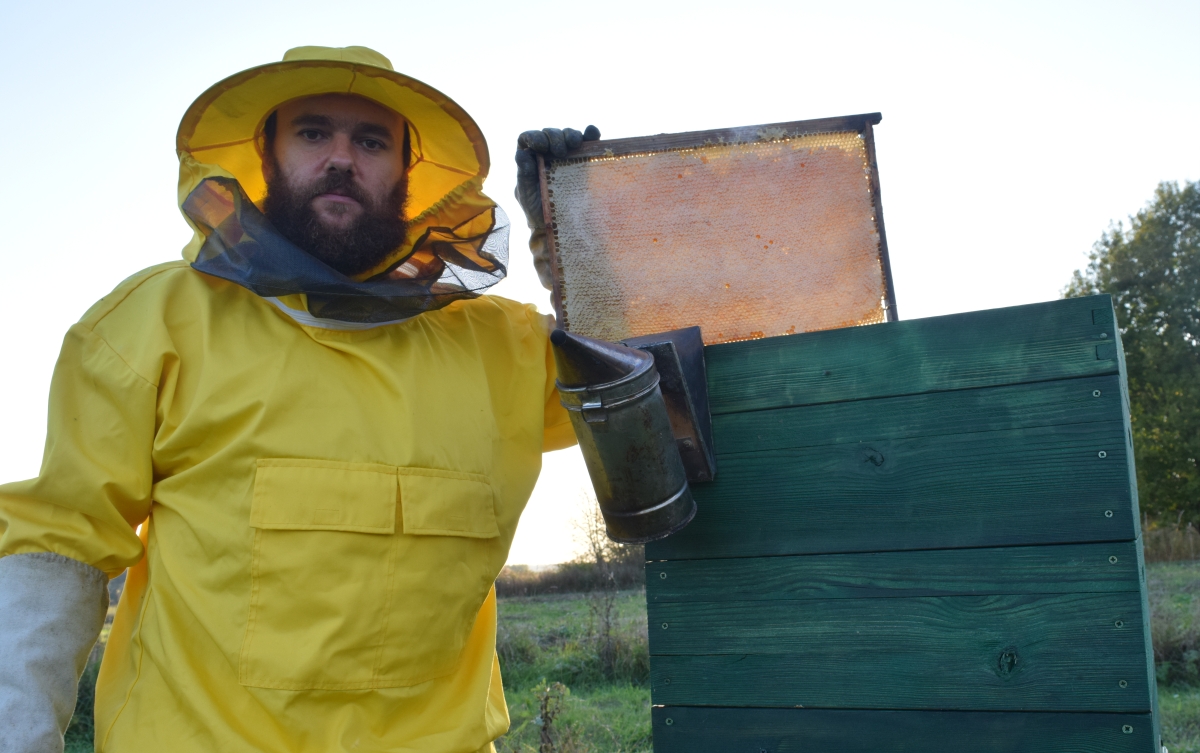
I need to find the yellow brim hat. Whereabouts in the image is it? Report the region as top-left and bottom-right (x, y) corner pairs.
(176, 45), (497, 279)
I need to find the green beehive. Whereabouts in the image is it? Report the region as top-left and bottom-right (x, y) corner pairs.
(645, 294), (1161, 753)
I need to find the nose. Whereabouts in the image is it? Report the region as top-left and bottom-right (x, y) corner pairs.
(325, 133), (354, 174)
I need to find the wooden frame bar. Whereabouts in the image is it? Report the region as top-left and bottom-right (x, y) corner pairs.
(538, 112), (898, 331)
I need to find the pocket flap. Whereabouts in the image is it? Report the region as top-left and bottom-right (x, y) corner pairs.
(252, 459), (397, 534)
(399, 468), (499, 539)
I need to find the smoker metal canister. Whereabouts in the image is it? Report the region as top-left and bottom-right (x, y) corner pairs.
(551, 329), (696, 544)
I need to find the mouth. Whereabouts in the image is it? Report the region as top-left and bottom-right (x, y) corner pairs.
(316, 192), (361, 206)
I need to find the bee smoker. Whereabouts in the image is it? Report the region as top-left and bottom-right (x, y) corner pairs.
(551, 329), (699, 543)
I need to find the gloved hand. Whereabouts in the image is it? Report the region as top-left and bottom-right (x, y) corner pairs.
(514, 125), (601, 290)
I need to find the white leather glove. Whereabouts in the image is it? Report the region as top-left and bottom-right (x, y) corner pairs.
(0, 552), (109, 753)
(514, 126), (601, 290)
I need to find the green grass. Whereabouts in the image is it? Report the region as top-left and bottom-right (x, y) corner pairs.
(1149, 560), (1200, 686)
(495, 682), (652, 753)
(496, 588), (649, 690)
(1151, 560), (1200, 753)
(1161, 685), (1200, 753)
(494, 588), (652, 752)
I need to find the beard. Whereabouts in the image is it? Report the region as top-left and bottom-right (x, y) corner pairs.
(263, 169), (408, 278)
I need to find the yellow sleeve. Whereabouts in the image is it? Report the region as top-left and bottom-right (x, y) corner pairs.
(0, 323), (154, 578)
(530, 310), (577, 453)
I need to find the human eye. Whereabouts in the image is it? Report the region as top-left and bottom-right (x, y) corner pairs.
(298, 129), (326, 142)
(359, 138), (387, 152)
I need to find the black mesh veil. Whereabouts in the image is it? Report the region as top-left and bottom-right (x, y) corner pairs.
(184, 177), (509, 323)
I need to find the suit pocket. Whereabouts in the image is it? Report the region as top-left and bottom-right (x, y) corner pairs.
(239, 460), (504, 691)
(239, 459), (398, 690)
(367, 467), (503, 685)
(399, 467), (499, 538)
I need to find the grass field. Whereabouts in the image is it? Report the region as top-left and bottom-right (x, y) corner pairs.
(1148, 560), (1200, 752)
(494, 589), (651, 752)
(65, 562), (1199, 752)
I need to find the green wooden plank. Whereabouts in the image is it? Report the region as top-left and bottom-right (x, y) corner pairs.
(714, 374), (1122, 456)
(650, 707), (1158, 753)
(648, 421), (1135, 560)
(704, 295), (1119, 415)
(1135, 538), (1164, 749)
(647, 541), (1141, 603)
(648, 592), (1149, 712)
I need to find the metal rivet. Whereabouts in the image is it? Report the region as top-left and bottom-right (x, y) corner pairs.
(1105, 510), (1114, 518)
(1109, 556), (1119, 564)
(665, 718), (674, 726)
(1123, 725), (1133, 734)
(662, 622), (669, 629)
(1115, 620), (1124, 628)
(1093, 390), (1102, 397)
(1098, 450), (1108, 458)
(659, 572), (668, 580)
(1100, 332), (1108, 339)
(1119, 679), (1128, 688)
(664, 678), (671, 684)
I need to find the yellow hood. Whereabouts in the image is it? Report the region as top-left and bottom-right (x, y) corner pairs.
(176, 45), (499, 282)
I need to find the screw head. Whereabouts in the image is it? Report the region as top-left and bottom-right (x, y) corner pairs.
(1115, 620), (1125, 628)
(1100, 332), (1109, 339)
(659, 572), (667, 579)
(1119, 679), (1128, 688)
(1123, 725), (1133, 734)
(1109, 556), (1119, 564)
(1098, 450), (1108, 458)
(1105, 510), (1114, 518)
(1093, 390), (1102, 397)
(661, 622), (669, 629)
(665, 718), (674, 726)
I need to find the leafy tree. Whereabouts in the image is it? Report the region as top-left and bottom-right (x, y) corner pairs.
(1066, 181), (1200, 525)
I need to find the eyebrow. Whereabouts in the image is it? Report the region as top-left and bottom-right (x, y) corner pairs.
(289, 114), (396, 142)
(290, 114), (334, 129)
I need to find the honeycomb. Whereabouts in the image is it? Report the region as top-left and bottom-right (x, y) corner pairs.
(546, 130), (888, 344)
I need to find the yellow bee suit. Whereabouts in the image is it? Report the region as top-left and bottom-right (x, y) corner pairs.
(0, 46), (576, 752)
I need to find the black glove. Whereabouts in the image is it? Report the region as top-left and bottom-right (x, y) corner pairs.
(514, 126), (601, 289)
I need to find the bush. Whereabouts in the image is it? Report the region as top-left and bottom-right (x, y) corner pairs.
(1145, 521), (1200, 563)
(496, 560), (644, 598)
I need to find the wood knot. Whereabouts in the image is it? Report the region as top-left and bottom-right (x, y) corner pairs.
(996, 647), (1020, 678)
(862, 448), (885, 467)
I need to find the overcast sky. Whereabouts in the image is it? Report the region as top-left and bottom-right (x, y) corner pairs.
(1, 0), (1196, 564)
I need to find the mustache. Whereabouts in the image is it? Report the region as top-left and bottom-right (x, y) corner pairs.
(297, 172), (373, 208)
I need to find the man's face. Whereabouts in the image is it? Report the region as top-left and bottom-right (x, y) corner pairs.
(262, 94), (409, 276)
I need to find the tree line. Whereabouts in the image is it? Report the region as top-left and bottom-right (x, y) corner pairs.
(1066, 180), (1199, 527)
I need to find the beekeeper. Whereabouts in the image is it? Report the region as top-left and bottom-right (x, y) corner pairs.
(0, 45), (597, 752)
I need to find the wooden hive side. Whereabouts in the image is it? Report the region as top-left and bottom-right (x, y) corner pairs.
(645, 295), (1162, 752)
